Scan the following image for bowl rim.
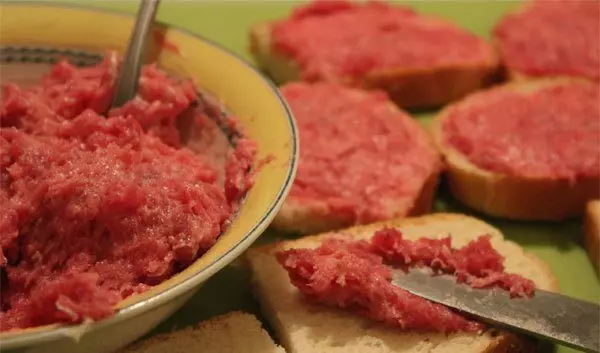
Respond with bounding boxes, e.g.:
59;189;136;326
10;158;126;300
0;1;298;347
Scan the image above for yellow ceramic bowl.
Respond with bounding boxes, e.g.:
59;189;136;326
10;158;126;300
0;3;297;353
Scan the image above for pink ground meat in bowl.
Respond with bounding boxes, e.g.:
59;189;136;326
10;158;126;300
0;51;257;331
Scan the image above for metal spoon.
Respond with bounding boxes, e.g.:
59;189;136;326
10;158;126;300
110;0;197;144
112;0;160;108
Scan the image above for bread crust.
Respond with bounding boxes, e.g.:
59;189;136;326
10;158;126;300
121;311;284;353
584;200;600;276
272;171;439;235
430;79;600;221
360;64;499;109
248;213;558;353
491;2;531;83
249;23;499;109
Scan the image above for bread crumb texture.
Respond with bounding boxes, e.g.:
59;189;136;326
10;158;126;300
120;311;285;353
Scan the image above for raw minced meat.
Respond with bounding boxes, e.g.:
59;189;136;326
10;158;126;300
0;52;256;331
494;0;599;81
277;228;535;333
271;0;495;81
442;81;600;180
281;82;439;224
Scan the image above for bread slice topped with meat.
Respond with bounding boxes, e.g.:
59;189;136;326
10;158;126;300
250;0;499;109
247;213;558;353
273;82;440;235
431;78;600;221
493;0;599;82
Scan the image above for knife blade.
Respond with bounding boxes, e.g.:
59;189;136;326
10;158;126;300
391;268;599;353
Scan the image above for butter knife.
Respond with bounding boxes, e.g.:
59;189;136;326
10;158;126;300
391;269;599;353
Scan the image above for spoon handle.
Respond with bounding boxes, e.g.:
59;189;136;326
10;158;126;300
112;0;160;108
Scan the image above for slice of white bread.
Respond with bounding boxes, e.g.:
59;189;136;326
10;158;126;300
120;311;285;353
584;200;600;275
430;78;600;221
247;213;558;353
249;22;498;109
271;83;440;235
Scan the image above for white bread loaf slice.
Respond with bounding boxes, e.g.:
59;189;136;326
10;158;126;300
247;213;558;353
430;78;600;221
271;82;440;235
249;14;498;109
120;311;285;353
584;200;600;275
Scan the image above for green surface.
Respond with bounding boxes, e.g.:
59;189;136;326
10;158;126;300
21;1;600;351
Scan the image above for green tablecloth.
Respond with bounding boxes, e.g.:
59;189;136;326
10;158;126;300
43;1;600;352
